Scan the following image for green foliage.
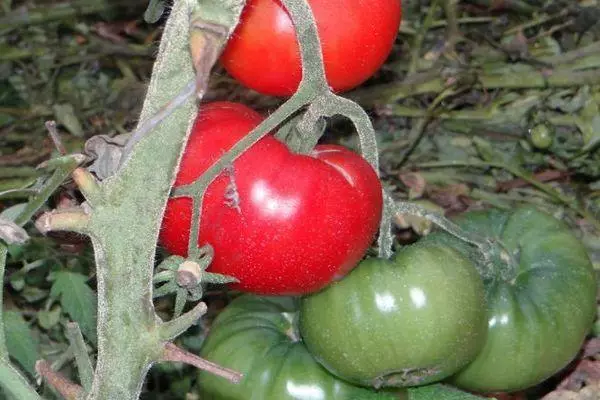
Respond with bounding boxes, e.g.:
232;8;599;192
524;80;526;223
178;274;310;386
50;271;97;346
4;311;40;377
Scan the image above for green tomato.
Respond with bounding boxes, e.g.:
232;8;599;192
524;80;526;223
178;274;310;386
197;295;398;400
424;206;597;392
529;124;553;150
299;242;487;388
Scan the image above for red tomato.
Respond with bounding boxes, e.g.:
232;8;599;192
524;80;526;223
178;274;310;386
160;102;382;295
221;0;402;96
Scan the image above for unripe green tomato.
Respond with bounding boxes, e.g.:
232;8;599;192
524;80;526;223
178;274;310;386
197;295;399;399
529;124;553;150
424;206;597;393
299;242;487;388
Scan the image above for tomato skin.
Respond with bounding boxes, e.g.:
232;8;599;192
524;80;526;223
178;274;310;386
299;242;487;388
159;102;382;295
197;295;399;400
423;207;597;392
221;0;402;96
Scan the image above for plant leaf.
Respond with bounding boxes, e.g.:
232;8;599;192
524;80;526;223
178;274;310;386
4;311;40;377
50;271;97;346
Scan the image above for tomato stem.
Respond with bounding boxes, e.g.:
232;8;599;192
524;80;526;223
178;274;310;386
387;194;519;279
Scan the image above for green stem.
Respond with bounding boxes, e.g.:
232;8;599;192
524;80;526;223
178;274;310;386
396;87;462;168
0;362;41;400
443;0;460;50
177;94;313;252
14;157;80;227
504;9;569;35
159;301;207;341
389;196;494;255
408;1;439;75
84;0;247;397
279;0;329;92
377;192;395;259
65;323;94;392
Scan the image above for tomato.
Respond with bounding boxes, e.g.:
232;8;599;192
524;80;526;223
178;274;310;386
221;0;402;96
423;207;597;392
528;124;553;150
159;102;382;295
197;295;399;399
299;242;487;388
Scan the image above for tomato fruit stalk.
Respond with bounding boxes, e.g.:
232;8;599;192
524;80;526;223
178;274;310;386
221;0;403;96
160;102;383;295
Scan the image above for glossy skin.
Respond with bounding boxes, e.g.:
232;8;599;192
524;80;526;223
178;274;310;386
424;207;597;392
299;242;487;388
197;295;399;400
221;0;402;96
159;102;382;295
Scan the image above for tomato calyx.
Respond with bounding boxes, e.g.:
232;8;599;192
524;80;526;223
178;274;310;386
153;245;237;316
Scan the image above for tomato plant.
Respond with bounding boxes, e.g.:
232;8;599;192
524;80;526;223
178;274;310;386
220;0;403;96
159;102;383;295
197;295;399;399
424;207;597;393
299;242;487;388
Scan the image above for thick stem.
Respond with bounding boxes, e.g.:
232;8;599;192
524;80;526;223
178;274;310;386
86;1;246;398
86;236;159;399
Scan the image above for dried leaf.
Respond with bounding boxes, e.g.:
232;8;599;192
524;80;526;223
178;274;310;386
394;200;444;236
84;133;130;180
399;172;427;199
0;217;29;245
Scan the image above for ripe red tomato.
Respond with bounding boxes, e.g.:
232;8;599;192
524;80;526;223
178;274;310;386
221;0;402;96
160;102;382;295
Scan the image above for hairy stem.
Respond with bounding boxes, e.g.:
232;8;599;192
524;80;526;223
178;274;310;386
86;0;246;398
